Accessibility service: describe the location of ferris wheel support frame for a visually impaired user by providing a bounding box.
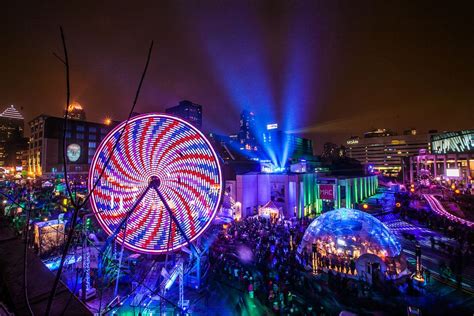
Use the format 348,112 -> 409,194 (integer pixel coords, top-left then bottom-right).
103,176 -> 200,299
150,177 -> 200,256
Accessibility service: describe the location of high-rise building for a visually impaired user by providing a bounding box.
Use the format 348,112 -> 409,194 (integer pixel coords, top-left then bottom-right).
263,128 -> 313,161
345,129 -> 432,176
28,115 -> 115,177
165,100 -> 202,130
0,105 -> 24,140
0,105 -> 28,168
65,101 -> 86,120
238,110 -> 257,150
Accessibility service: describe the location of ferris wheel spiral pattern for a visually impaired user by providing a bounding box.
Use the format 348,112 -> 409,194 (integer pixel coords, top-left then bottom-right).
88,113 -> 223,254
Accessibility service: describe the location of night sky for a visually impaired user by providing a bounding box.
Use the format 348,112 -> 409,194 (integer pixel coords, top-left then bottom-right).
1,1 -> 473,152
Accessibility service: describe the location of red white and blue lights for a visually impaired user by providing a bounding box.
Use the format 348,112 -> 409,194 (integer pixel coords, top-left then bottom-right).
88,113 -> 223,254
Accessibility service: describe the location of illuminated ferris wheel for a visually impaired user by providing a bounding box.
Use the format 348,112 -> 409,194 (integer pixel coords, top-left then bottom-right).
88,113 -> 223,254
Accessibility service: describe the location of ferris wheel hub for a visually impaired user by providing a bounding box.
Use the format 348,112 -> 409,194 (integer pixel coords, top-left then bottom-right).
148,176 -> 161,188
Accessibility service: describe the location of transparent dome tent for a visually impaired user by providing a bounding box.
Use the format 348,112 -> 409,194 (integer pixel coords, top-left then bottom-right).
297,208 -> 407,278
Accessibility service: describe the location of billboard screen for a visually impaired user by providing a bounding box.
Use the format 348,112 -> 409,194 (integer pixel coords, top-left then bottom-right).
446,168 -> 460,178
431,130 -> 474,154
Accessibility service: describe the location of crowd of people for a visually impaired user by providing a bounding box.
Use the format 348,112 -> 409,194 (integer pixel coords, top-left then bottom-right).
299,250 -> 357,276
208,213 -> 430,314
1,179 -> 77,222
3,177 -> 473,313
210,216 -> 329,315
0,179 -> 88,257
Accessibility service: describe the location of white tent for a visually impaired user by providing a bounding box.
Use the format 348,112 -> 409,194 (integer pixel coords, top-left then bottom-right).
258,200 -> 283,219
42,181 -> 53,188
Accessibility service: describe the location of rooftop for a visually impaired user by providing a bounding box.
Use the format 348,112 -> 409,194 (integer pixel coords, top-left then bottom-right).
0,105 -> 24,120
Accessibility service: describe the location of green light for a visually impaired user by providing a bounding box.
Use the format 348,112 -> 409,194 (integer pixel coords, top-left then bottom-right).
364,177 -> 368,197
337,185 -> 341,209
346,184 -> 351,208
354,179 -> 358,203
85,218 -> 92,230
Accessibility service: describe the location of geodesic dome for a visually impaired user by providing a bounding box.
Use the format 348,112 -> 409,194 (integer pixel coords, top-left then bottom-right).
297,208 -> 402,259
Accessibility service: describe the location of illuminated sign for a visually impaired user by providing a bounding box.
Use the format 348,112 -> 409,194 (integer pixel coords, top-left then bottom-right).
446,168 -> 460,178
319,184 -> 334,200
391,140 -> 406,145
266,123 -> 278,130
66,144 -> 81,162
347,139 -> 359,145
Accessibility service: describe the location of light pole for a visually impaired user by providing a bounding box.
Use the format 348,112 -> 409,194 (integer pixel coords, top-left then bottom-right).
312,243 -> 318,275
412,243 -> 424,283
79,212 -> 96,301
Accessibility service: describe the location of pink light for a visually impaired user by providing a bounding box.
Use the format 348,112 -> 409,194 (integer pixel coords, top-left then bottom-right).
423,194 -> 473,227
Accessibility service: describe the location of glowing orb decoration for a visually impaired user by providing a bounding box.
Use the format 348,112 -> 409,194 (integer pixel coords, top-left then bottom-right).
67,143 -> 81,162
88,113 -> 223,254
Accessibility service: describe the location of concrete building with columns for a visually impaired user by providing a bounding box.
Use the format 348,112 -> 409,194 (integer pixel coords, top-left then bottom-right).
235,172 -> 378,218
403,130 -> 474,185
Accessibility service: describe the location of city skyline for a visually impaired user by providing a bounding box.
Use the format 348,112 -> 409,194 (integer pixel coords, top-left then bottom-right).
4,101 -> 462,156
1,2 -> 474,315
1,1 -> 473,152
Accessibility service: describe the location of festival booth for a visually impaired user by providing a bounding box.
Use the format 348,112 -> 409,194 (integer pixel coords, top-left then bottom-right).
258,201 -> 283,220
42,181 -> 53,188
34,219 -> 66,256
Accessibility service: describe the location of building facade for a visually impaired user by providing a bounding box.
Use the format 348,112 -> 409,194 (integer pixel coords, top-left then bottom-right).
165,100 -> 202,130
235,172 -> 378,219
404,152 -> 474,185
346,129 -> 432,176
28,115 -> 114,177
